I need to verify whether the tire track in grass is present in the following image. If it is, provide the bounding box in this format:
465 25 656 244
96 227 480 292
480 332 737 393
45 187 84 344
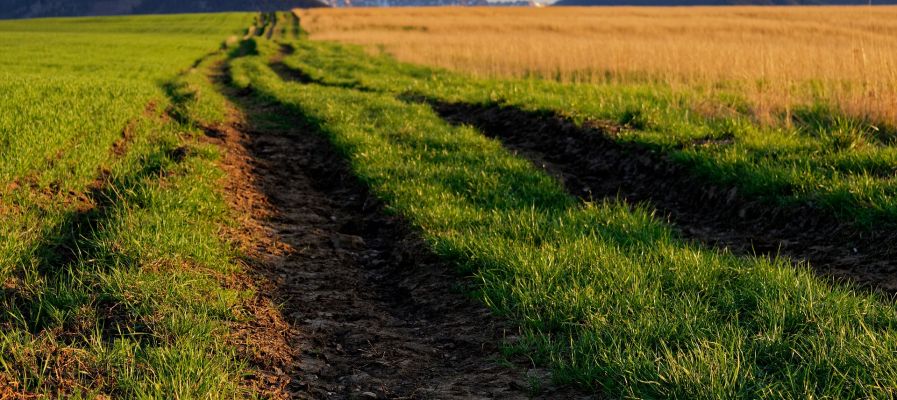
0 102 195 396
5 102 165 328
265 40 897 293
425 101 897 292
236 37 897 397
264 48 897 293
208 59 589 399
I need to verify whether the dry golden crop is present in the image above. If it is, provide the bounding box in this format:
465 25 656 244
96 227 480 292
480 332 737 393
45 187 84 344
295 6 897 125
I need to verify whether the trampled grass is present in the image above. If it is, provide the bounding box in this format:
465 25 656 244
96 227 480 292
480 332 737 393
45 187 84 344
296 7 897 129
231 37 897 398
0 13 257 397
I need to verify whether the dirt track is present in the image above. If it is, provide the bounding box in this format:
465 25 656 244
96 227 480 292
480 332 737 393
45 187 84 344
207 63 590 399
430 102 897 292
260 44 897 294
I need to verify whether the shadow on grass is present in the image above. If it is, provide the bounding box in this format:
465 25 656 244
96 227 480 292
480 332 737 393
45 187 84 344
425 99 897 294
200 43 590 397
792 103 897 150
266 55 897 294
3 148 189 349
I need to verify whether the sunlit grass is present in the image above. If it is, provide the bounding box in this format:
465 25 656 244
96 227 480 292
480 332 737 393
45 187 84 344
0 13 256 397
277 38 897 227
229 37 897 398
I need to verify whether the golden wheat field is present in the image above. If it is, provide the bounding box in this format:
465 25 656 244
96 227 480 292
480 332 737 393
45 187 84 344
296 6 897 125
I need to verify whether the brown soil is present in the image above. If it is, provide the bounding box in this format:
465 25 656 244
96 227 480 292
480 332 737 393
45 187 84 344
208 64 590 399
0 374 37 400
430 102 897 293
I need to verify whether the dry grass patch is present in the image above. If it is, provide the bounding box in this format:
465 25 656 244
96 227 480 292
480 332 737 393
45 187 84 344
296 6 897 126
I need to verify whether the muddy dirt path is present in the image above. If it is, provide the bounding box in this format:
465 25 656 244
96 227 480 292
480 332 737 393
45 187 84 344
208 65 588 399
431 102 897 292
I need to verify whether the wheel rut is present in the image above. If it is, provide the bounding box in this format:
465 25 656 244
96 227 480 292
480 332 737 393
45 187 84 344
207 64 587 399
429 101 897 293
263 46 897 294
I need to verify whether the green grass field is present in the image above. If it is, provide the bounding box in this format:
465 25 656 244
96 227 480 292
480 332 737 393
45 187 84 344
0 13 256 398
4 9 897 399
230 37 897 398
276 40 897 228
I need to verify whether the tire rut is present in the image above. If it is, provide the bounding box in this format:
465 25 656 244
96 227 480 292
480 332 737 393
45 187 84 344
429 101 897 293
209 64 587 399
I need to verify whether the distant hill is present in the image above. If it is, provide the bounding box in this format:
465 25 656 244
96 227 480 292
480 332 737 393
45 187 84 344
1 0 328 20
554 0 891 4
